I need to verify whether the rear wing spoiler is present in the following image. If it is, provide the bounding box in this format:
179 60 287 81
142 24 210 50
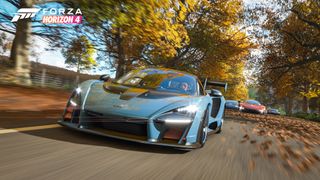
203 79 228 92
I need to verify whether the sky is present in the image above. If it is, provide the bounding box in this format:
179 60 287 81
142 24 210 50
0 0 270 79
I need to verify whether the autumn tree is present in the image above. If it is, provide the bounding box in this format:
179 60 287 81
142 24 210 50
75 0 195 78
250 0 320 113
0 32 12 54
151 0 253 100
62 35 96 83
78 0 252 100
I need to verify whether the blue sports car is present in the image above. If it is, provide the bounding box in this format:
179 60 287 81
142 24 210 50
58 68 227 149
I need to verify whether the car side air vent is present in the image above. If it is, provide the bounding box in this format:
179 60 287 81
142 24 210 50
211 98 221 118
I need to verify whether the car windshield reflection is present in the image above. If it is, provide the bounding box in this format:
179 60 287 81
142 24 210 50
246 100 261 105
115 69 197 95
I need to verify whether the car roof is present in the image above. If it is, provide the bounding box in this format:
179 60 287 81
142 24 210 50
246 99 260 103
245 99 262 105
226 100 238 103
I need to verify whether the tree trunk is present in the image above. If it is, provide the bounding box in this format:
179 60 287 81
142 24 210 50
115 28 126 79
285 96 293 115
318 99 320 114
288 97 293 115
302 96 310 113
9 0 33 85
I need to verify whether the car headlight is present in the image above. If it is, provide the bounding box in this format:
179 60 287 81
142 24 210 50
63 87 81 122
69 87 81 107
176 105 198 114
155 105 198 124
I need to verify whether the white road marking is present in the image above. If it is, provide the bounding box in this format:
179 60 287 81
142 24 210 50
0 124 61 135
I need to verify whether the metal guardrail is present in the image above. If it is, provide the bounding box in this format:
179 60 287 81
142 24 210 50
30 71 74 89
0 57 101 89
29 68 98 89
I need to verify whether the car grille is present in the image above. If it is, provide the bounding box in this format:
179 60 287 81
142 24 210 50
84 110 148 136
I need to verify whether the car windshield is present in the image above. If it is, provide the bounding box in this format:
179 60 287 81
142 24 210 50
246 100 261 105
115 69 197 95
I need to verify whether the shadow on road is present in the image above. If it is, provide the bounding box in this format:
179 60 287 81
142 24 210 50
0 110 188 154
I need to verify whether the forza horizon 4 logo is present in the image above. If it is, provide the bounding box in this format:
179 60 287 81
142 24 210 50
11 8 40 22
11 8 83 24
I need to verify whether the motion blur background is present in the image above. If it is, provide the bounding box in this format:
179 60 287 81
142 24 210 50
0 1 319 180
0 0 319 122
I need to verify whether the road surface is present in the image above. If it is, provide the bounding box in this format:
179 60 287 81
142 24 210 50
0 85 319 180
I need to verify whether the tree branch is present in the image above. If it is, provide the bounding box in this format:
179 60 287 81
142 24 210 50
291 8 320 30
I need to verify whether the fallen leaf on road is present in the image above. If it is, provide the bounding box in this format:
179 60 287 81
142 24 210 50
250 140 257 144
248 160 255 171
226 110 320 174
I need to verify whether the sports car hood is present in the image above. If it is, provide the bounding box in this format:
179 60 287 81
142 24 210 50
241 103 265 110
83 82 199 119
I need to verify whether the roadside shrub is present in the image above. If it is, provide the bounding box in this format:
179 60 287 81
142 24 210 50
293 112 320 122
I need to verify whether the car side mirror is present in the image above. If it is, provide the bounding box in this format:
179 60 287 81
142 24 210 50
206 89 222 97
99 74 110 82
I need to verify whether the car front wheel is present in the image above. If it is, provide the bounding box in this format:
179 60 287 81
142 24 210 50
215 125 222 134
199 108 209 147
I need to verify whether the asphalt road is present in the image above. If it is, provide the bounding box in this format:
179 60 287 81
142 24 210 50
0 110 319 180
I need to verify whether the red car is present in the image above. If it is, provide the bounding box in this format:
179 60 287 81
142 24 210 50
240 100 266 114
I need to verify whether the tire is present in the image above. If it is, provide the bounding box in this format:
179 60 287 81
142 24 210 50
215 109 224 134
199 108 209 147
215 125 222 134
